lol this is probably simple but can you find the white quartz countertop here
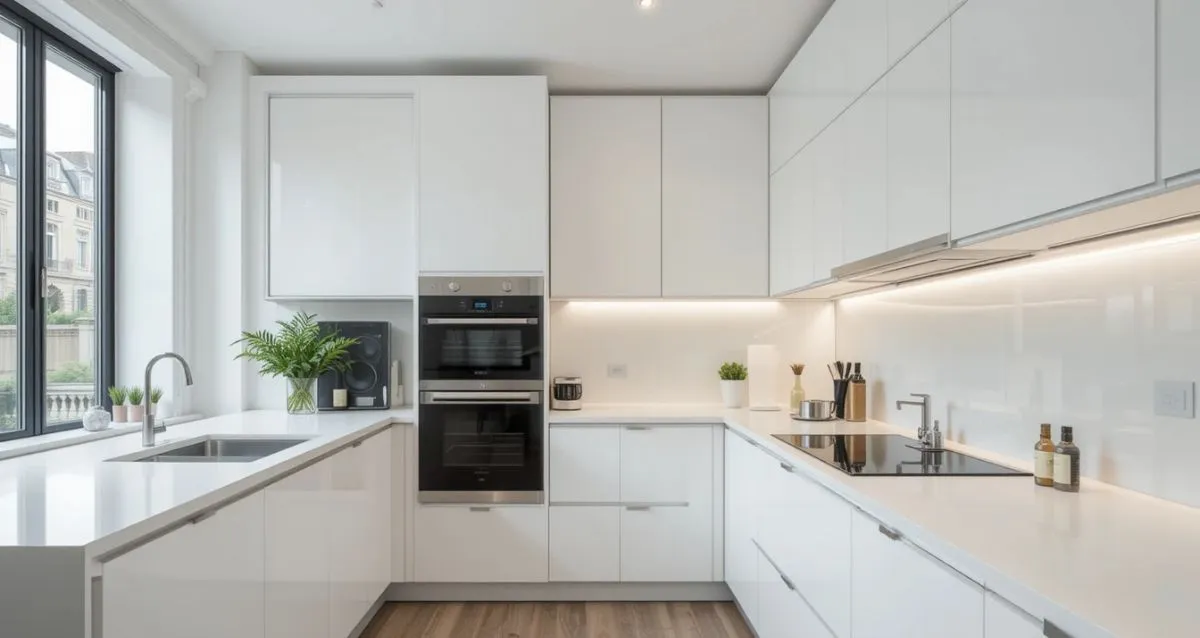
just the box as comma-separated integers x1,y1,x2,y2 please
552,405,1200,638
0,409,412,556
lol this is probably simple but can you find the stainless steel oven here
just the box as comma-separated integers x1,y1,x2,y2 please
417,389,544,504
417,276,545,504
418,277,543,388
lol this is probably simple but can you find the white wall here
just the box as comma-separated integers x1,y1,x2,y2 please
836,230,1200,507
550,300,835,405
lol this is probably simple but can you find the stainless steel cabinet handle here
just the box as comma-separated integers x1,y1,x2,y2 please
779,462,794,473
625,505,651,511
423,318,538,325
624,425,650,431
420,391,541,405
188,509,216,525
780,573,796,591
1043,620,1071,638
469,506,492,512
877,524,902,541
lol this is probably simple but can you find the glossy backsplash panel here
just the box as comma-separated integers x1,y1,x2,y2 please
550,300,835,405
836,234,1200,507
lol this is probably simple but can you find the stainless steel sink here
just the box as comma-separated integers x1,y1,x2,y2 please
108,435,313,463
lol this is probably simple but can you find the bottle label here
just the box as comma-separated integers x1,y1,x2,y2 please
1034,450,1054,480
1053,453,1073,485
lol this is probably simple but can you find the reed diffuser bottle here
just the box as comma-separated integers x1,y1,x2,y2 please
1053,426,1080,492
789,363,806,412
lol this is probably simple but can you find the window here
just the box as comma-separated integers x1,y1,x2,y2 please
0,2,116,440
76,229,87,268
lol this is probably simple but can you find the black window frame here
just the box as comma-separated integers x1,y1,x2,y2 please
0,0,117,441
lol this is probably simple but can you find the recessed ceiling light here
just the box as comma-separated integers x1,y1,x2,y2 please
638,0,656,10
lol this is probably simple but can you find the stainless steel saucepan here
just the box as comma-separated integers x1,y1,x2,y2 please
793,399,837,421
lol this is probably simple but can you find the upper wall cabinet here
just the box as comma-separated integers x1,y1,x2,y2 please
1161,0,1200,181
840,82,889,265
949,0,1156,241
553,96,768,299
266,95,417,299
887,0,953,65
768,142,815,295
418,76,548,274
661,97,768,298
551,97,662,298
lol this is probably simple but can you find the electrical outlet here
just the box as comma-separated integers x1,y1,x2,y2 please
1154,380,1195,418
607,363,628,379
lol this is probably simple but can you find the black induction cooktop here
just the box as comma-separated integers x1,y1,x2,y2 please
772,434,1031,477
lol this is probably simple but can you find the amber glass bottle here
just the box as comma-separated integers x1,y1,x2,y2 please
1034,423,1055,487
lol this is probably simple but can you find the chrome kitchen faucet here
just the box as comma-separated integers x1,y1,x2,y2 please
143,353,194,447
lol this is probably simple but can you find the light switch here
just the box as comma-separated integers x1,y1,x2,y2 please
1154,380,1194,418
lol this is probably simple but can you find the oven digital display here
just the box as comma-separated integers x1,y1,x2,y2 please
472,299,491,311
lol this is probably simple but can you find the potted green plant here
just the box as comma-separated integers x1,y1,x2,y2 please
233,312,358,414
107,385,127,422
719,362,748,409
150,387,164,416
127,386,145,422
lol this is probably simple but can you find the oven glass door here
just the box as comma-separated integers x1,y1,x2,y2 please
418,392,544,502
420,318,542,381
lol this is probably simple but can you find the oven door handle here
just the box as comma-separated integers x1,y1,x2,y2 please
420,391,542,405
422,318,539,326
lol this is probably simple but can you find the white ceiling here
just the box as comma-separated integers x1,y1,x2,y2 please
147,0,833,92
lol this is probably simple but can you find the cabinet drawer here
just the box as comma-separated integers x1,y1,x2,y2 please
620,425,714,504
549,427,620,503
756,547,834,638
415,506,548,583
620,504,713,582
549,506,620,582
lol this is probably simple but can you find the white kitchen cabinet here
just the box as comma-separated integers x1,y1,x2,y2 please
887,22,951,250
267,96,416,299
756,548,834,638
887,0,953,65
327,431,391,635
841,81,889,265
551,97,662,298
418,76,548,274
759,461,852,638
985,591,1043,638
768,145,815,295
265,460,330,638
950,0,1155,240
811,119,845,282
661,97,768,297
363,430,392,606
415,506,548,582
852,509,984,638
549,506,621,582
724,431,763,623
841,0,889,102
619,425,715,582
102,492,266,638
549,426,620,503
1161,0,1200,180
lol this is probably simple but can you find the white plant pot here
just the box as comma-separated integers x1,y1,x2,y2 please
111,405,127,423
720,380,747,409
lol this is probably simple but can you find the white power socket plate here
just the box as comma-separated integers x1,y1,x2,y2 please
607,363,628,379
1154,380,1195,418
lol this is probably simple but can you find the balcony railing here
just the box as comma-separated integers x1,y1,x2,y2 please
0,383,97,428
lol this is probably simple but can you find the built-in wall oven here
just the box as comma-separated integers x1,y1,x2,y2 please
417,276,544,504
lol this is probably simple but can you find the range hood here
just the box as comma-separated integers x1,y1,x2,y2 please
829,234,1031,285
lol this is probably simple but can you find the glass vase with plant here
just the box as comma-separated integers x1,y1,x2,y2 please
107,385,127,422
127,386,145,423
233,312,358,414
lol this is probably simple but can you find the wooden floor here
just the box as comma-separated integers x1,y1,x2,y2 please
361,602,754,638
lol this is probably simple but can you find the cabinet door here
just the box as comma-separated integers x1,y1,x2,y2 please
1162,0,1200,180
761,463,852,638
363,430,393,605
419,76,548,274
841,82,889,265
103,492,266,638
984,591,1043,638
888,0,953,65
724,431,762,624
549,506,620,582
265,460,329,638
841,0,889,99
768,145,815,295
549,427,620,503
621,504,713,582
811,119,845,282
950,0,1155,240
769,50,816,174
329,440,372,638
887,23,951,250
551,97,661,298
415,506,548,582
852,509,984,638
268,96,416,298
756,548,834,638
662,97,768,297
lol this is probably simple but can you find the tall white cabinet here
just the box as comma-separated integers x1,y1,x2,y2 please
1161,0,1200,181
266,95,417,299
417,76,549,274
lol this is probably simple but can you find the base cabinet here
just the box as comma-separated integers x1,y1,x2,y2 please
102,492,266,638
757,548,834,638
724,430,764,622
265,461,330,638
984,592,1043,638
415,506,549,583
549,506,620,582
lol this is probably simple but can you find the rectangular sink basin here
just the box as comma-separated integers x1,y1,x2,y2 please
108,435,314,463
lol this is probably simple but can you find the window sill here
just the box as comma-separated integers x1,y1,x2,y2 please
0,414,204,462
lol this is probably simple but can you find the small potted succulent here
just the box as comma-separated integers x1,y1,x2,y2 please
150,387,164,416
233,312,358,414
127,386,145,423
719,361,748,409
107,385,127,422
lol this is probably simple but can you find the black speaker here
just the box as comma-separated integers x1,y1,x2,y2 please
317,321,390,410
